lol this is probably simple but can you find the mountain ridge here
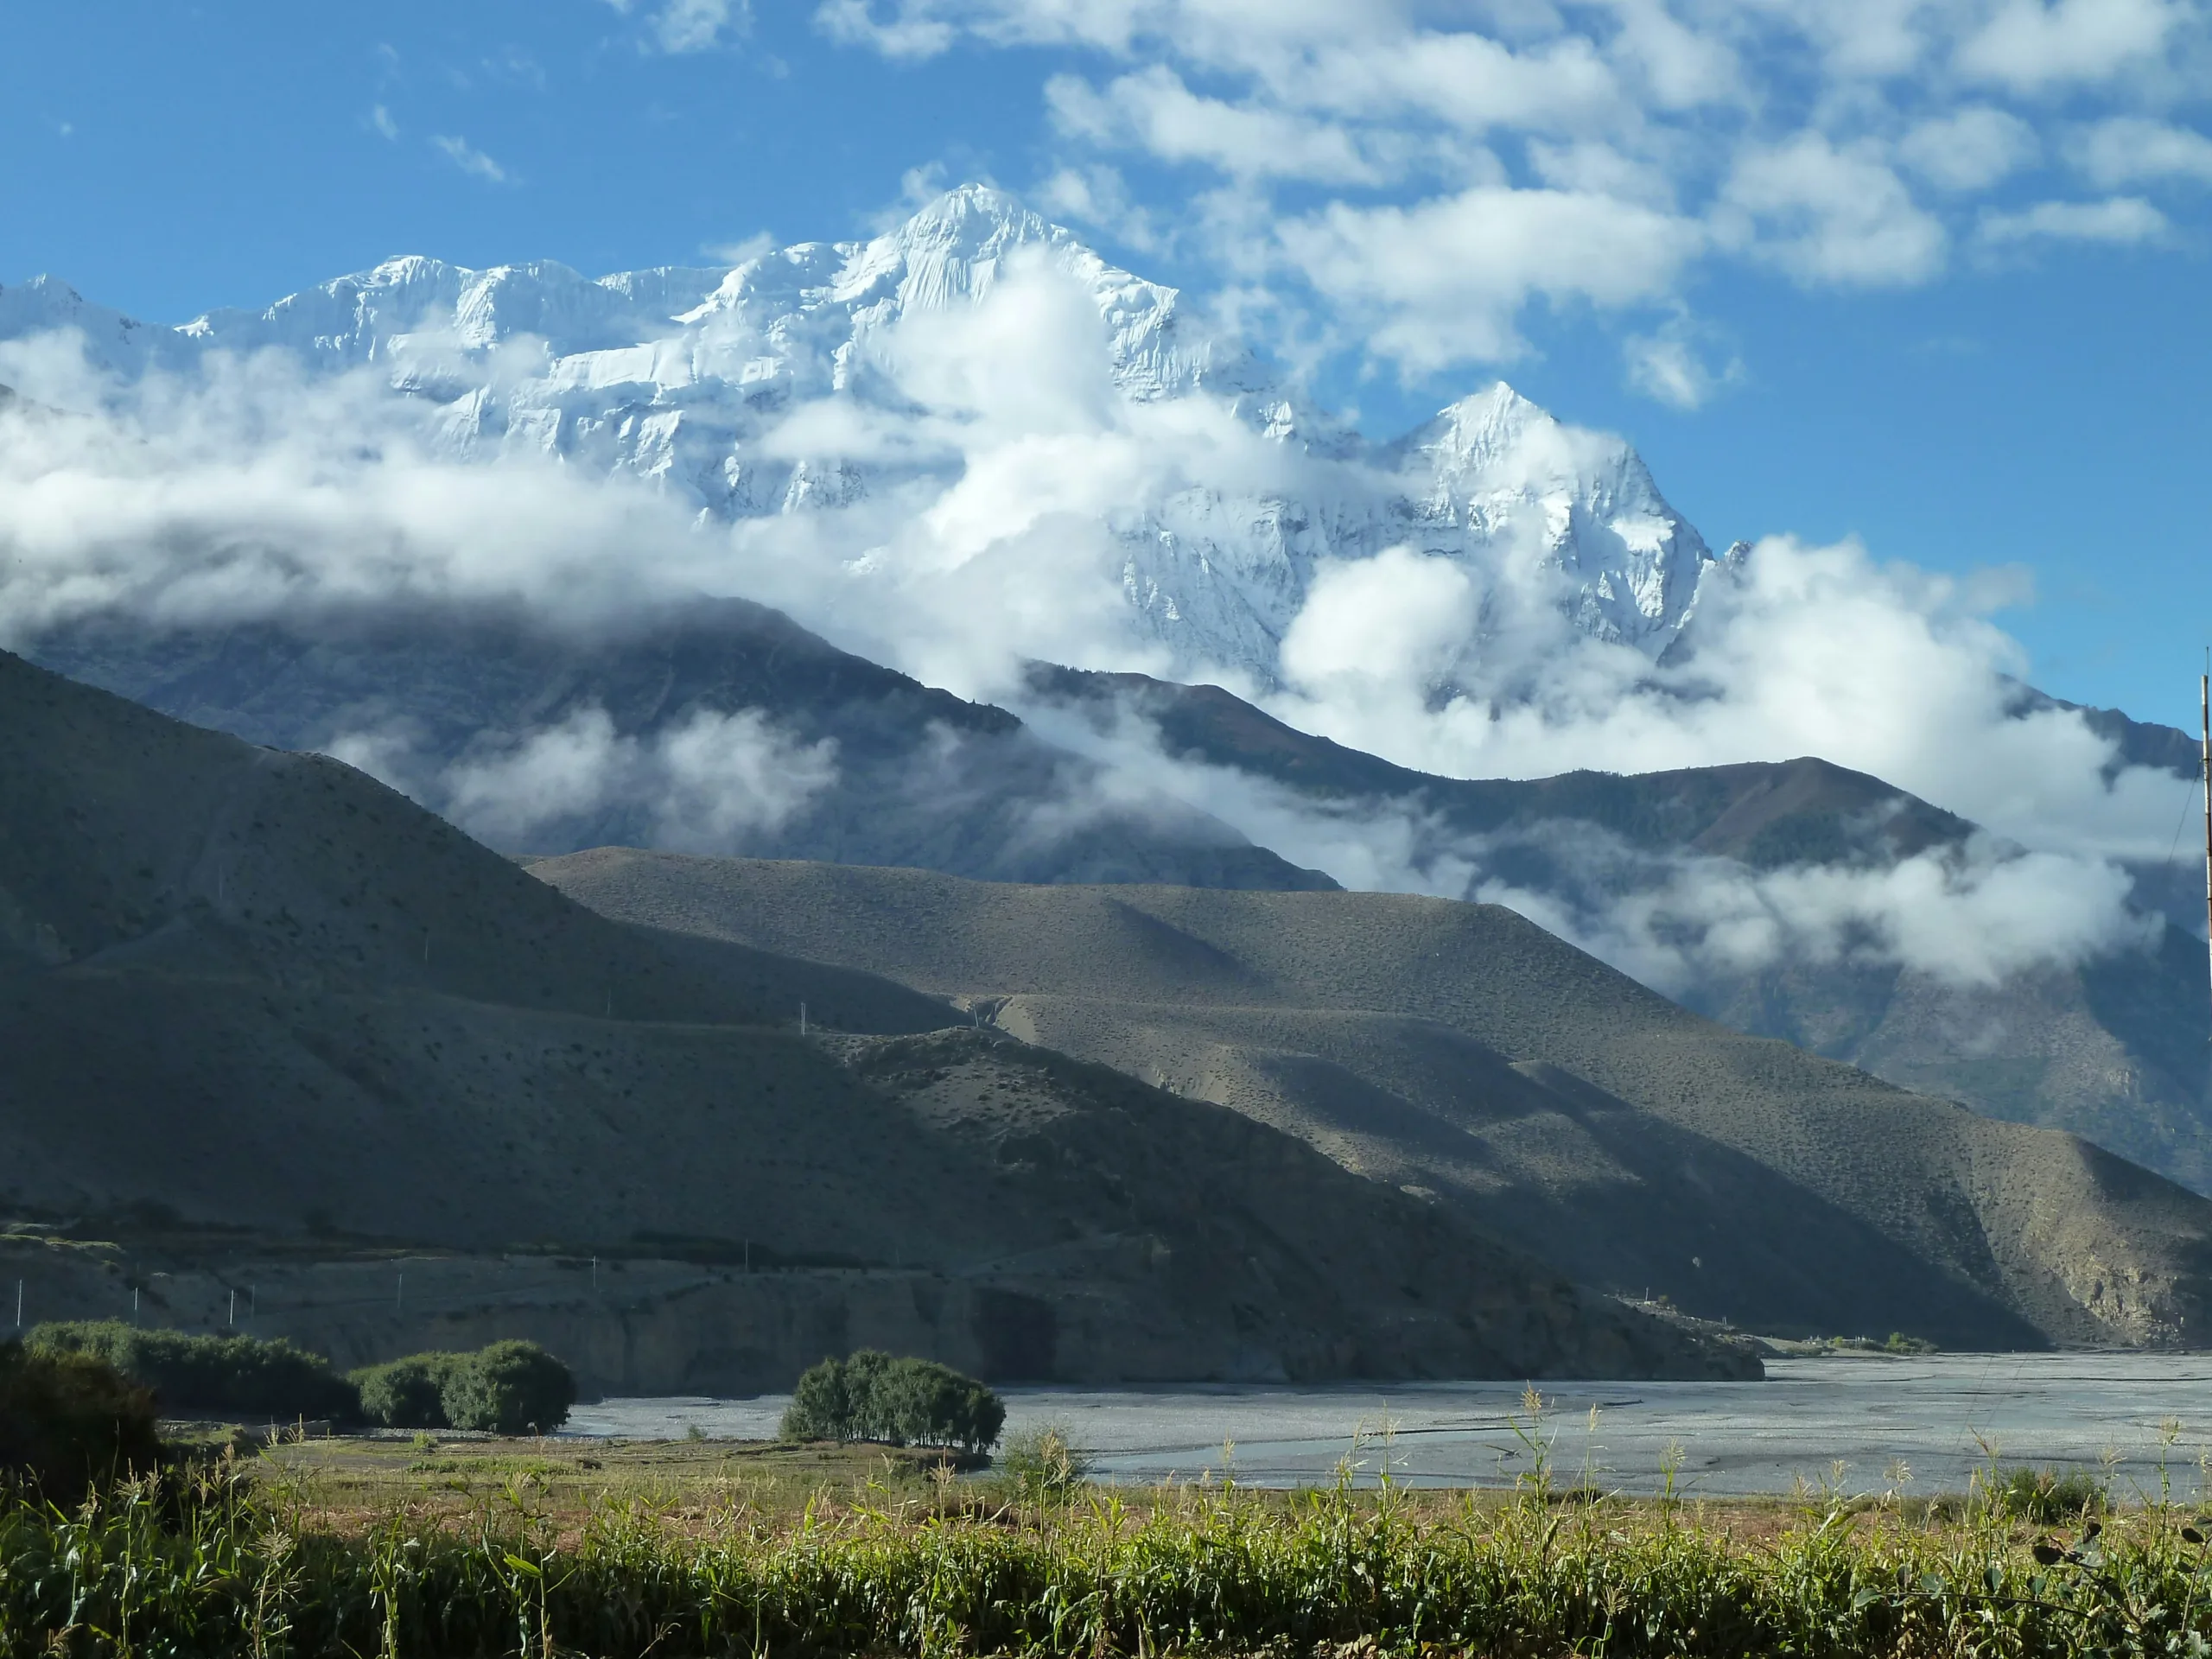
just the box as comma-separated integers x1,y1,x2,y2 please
0,183,1722,682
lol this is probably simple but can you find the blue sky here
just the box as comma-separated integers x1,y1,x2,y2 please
5,0,2210,728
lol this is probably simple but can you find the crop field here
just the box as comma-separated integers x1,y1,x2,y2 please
10,1421,2212,1657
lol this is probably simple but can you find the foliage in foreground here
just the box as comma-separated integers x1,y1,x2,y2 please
26,1322,358,1422
781,1351,1004,1453
12,1454,2212,1658
0,1338,160,1503
351,1341,575,1434
997,1422,1094,1505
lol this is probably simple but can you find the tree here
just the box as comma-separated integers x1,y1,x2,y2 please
438,1341,575,1434
0,1338,161,1501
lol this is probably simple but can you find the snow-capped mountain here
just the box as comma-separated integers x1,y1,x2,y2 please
0,184,1720,684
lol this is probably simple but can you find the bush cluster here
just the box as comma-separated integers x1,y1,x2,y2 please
779,1351,1004,1452
0,1339,162,1502
351,1341,575,1434
1995,1465,2106,1522
25,1323,356,1421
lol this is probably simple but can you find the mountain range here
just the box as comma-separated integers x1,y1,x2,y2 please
0,644,1734,1389
0,183,1721,681
8,184,2212,1360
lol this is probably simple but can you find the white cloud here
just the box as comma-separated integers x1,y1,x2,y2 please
1718,135,1948,286
1957,0,2181,91
702,230,778,265
1623,322,1741,410
606,0,750,54
1978,195,2169,244
369,105,399,142
1048,67,1386,184
1279,548,1481,696
1019,690,2157,992
369,702,836,851
1033,163,1164,251
430,135,510,185
804,0,2212,381
814,0,956,59
1898,106,2039,192
2071,117,2212,187
1280,186,1703,372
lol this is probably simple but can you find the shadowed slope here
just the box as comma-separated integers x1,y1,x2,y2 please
532,849,2212,1350
1024,664,2212,1193
23,601,1333,890
0,649,1738,1385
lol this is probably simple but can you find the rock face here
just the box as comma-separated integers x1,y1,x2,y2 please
529,848,2212,1352
0,647,1748,1386
0,184,1719,683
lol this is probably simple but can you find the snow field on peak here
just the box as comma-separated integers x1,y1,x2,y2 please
0,183,1719,690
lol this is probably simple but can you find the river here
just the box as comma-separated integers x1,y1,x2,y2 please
566,1353,2212,1497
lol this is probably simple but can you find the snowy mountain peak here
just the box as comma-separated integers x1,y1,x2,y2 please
1,185,1726,682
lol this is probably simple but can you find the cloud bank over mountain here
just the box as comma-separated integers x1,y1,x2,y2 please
0,187,2193,992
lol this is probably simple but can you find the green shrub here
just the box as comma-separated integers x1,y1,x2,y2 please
1993,1464,2105,1522
350,1343,575,1433
351,1353,468,1429
25,1322,357,1421
0,1338,162,1501
439,1340,575,1434
780,1351,1004,1452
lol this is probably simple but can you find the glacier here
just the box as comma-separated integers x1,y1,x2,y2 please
0,183,1723,689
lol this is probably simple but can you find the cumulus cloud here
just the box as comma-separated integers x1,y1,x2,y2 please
607,0,750,54
810,0,2211,385
1048,67,1388,186
341,703,836,851
1956,0,2181,91
1279,187,1703,371
1717,136,1948,287
1898,107,2040,192
2071,118,2212,187
1978,196,2169,245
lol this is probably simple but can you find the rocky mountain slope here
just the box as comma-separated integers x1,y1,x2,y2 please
23,599,1329,888
0,646,1738,1388
531,847,2212,1351
1026,665,2212,1192
0,184,1720,679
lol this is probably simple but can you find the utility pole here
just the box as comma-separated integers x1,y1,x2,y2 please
229,1289,237,1326
14,1279,21,1329
799,1001,807,1037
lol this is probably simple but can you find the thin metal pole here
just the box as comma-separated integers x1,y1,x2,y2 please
2202,668,2210,1035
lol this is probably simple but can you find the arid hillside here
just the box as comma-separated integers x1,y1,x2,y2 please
0,648,1741,1388
531,848,2212,1351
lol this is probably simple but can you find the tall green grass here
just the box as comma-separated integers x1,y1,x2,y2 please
8,1451,2212,1657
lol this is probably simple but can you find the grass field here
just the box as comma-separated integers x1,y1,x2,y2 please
11,1419,2212,1656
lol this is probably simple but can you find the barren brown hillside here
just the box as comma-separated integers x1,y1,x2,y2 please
531,848,2212,1350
